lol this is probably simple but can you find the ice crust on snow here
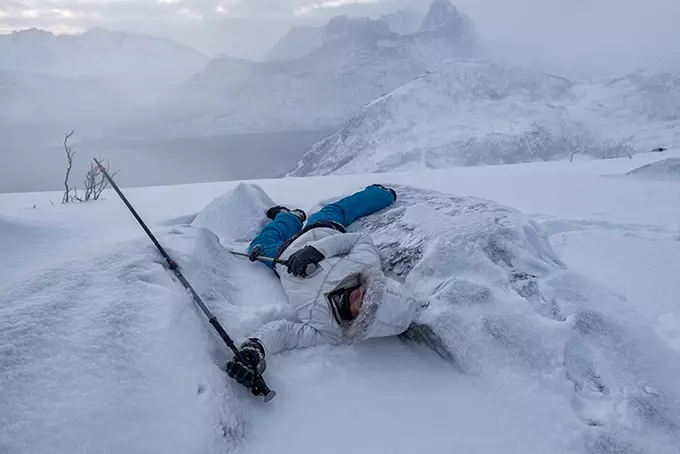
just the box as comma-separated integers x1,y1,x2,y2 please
290,61,680,176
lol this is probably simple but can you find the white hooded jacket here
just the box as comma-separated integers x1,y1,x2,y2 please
249,227,420,355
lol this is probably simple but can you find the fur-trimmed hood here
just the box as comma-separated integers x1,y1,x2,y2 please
343,265,419,343
276,227,419,345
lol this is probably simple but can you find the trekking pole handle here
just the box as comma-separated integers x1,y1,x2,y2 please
228,250,287,266
253,376,276,402
228,250,321,278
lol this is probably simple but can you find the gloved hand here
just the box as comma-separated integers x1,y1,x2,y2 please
286,245,325,277
370,184,397,201
225,338,266,388
248,245,263,262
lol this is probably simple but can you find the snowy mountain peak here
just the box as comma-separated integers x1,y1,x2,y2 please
323,15,393,46
380,8,427,35
416,0,479,57
8,27,55,42
420,0,463,31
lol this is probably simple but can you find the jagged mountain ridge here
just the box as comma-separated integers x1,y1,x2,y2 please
380,7,426,34
116,0,480,138
289,60,680,176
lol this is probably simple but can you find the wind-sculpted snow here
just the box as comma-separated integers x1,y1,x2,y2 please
626,158,680,180
290,61,678,176
190,183,680,453
3,180,678,454
190,182,680,453
0,217,250,454
338,184,680,453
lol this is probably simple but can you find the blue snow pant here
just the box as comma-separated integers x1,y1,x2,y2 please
248,185,395,269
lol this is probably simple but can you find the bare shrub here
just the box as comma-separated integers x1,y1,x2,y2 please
60,130,117,203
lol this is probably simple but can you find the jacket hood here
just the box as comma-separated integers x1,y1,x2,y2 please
343,266,418,343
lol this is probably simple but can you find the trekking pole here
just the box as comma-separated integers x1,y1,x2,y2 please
229,250,323,278
93,158,275,402
228,250,288,266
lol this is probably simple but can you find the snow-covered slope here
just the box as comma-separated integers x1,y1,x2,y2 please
2,153,680,453
118,0,480,138
0,28,206,77
290,61,680,176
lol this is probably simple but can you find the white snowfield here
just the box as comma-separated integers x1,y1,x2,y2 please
290,61,680,176
1,152,680,454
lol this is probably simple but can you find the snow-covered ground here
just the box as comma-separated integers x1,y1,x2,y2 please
1,151,679,453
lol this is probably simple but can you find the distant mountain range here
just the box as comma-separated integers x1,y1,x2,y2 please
0,27,208,145
0,27,206,77
288,60,680,176
266,7,427,61
116,0,480,138
6,0,676,177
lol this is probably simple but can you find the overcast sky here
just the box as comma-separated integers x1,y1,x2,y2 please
1,0,679,76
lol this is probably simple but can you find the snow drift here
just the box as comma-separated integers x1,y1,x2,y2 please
345,185,680,453
289,61,679,176
2,181,679,454
626,157,680,179
197,183,680,453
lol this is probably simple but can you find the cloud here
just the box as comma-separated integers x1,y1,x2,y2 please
1,0,678,74
0,0,416,58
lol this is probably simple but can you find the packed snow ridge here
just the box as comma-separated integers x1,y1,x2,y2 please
290,60,680,176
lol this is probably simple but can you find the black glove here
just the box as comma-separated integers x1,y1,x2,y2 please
248,245,263,262
370,184,397,201
225,338,266,388
286,245,325,278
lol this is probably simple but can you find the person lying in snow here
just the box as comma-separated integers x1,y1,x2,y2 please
226,184,421,389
